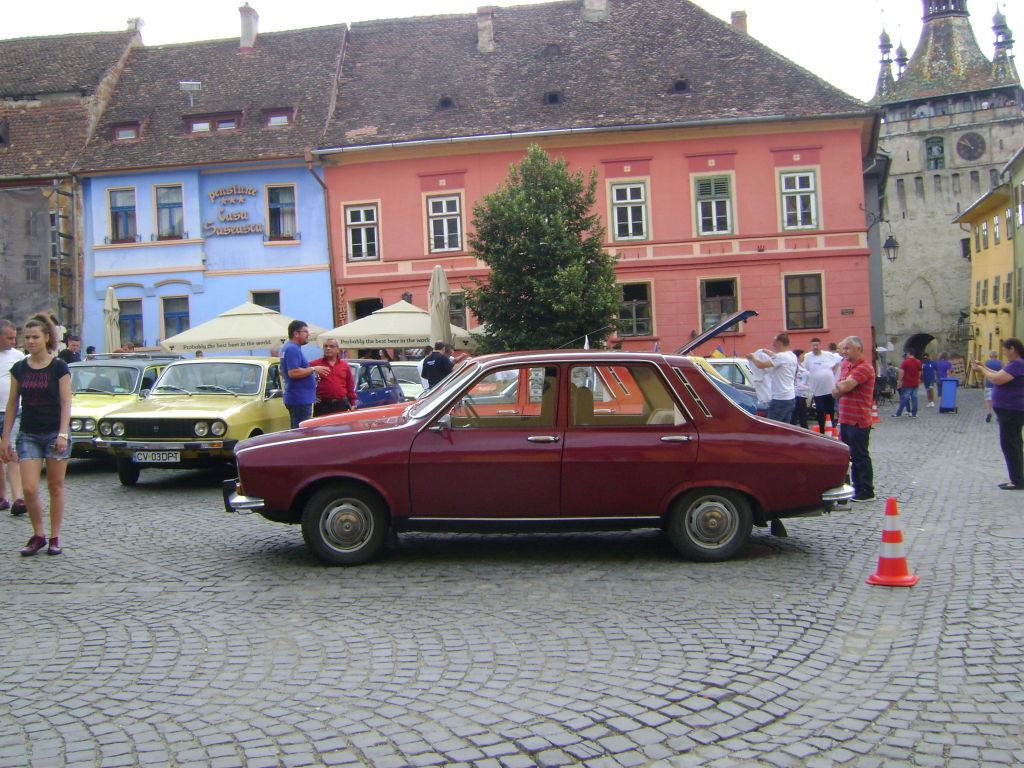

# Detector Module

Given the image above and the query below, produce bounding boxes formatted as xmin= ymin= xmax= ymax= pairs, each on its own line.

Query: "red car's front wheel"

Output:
xmin=301 ymin=483 xmax=387 ymax=566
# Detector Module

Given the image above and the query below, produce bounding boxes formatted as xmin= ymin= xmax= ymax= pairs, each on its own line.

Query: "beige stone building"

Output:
xmin=871 ymin=0 xmax=1021 ymax=357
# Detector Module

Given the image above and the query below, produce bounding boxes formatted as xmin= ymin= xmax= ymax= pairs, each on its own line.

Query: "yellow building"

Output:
xmin=956 ymin=182 xmax=1015 ymax=380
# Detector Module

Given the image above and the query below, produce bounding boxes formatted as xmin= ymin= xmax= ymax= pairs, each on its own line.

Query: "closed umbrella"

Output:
xmin=102 ymin=287 xmax=121 ymax=353
xmin=160 ymin=302 xmax=326 ymax=354
xmin=318 ymin=300 xmax=473 ymax=349
xmin=428 ymin=265 xmax=452 ymax=347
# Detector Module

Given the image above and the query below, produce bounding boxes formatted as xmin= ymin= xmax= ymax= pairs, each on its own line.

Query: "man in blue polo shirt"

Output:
xmin=279 ymin=320 xmax=328 ymax=429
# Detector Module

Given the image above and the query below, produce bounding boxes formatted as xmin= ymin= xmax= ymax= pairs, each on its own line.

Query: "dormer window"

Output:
xmin=437 ymin=96 xmax=456 ymax=110
xmin=112 ymin=123 xmax=140 ymax=142
xmin=543 ymin=90 xmax=563 ymax=106
xmin=263 ymin=109 xmax=294 ymax=128
xmin=542 ymin=43 xmax=562 ymax=57
xmin=186 ymin=113 xmax=241 ymax=135
xmin=671 ymin=79 xmax=690 ymax=93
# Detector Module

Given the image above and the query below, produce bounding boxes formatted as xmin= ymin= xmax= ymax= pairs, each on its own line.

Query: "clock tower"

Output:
xmin=871 ymin=0 xmax=1021 ymax=358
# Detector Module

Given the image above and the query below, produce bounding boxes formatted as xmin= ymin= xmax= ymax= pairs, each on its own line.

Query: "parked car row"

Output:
xmin=70 ymin=355 xmax=402 ymax=485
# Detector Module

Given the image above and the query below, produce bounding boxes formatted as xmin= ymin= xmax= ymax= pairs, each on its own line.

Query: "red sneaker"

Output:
xmin=47 ymin=537 xmax=62 ymax=556
xmin=11 ymin=498 xmax=27 ymax=516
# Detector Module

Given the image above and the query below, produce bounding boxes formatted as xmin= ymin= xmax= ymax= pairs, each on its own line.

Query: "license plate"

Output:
xmin=133 ymin=450 xmax=180 ymax=463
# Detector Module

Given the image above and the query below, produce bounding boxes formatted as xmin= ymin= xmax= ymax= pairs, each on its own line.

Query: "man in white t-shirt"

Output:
xmin=748 ymin=350 xmax=773 ymax=412
xmin=0 ymin=319 xmax=26 ymax=515
xmin=747 ymin=332 xmax=799 ymax=423
xmin=802 ymin=337 xmax=842 ymax=432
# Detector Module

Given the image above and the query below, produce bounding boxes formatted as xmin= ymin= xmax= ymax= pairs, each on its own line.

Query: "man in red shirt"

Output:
xmin=894 ymin=351 xmax=923 ymax=417
xmin=833 ymin=336 xmax=876 ymax=502
xmin=310 ymin=338 xmax=356 ymax=416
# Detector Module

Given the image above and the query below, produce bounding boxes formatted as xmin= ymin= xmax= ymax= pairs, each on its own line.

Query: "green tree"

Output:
xmin=466 ymin=144 xmax=619 ymax=352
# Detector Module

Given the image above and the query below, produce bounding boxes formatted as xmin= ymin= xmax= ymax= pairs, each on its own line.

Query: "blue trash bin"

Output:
xmin=939 ymin=377 xmax=959 ymax=413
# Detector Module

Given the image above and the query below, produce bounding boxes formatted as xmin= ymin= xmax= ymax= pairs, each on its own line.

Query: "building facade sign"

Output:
xmin=204 ymin=185 xmax=263 ymax=237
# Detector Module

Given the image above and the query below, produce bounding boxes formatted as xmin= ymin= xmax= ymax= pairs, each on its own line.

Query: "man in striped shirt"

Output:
xmin=833 ymin=336 xmax=876 ymax=503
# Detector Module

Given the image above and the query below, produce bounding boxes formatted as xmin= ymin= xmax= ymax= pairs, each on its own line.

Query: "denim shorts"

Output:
xmin=16 ymin=430 xmax=71 ymax=461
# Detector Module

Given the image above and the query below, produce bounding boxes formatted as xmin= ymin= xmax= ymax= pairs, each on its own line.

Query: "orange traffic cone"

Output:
xmin=866 ymin=497 xmax=919 ymax=587
xmin=810 ymin=423 xmax=821 ymax=434
xmin=871 ymin=403 xmax=880 ymax=424
xmin=824 ymin=414 xmax=836 ymax=439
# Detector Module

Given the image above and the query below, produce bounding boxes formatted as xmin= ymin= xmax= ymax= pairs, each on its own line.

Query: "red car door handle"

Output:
xmin=659 ymin=435 xmax=692 ymax=442
xmin=527 ymin=435 xmax=560 ymax=443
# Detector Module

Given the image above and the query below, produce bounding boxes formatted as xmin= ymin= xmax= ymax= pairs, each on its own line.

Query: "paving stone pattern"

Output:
xmin=1 ymin=389 xmax=1021 ymax=767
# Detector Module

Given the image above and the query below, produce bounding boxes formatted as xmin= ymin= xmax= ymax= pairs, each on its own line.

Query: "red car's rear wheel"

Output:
xmin=667 ymin=489 xmax=752 ymax=561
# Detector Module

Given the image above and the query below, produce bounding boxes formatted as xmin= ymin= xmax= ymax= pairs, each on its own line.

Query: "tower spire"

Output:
xmin=992 ymin=6 xmax=1016 ymax=81
xmin=874 ymin=29 xmax=896 ymax=100
xmin=922 ymin=0 xmax=969 ymax=21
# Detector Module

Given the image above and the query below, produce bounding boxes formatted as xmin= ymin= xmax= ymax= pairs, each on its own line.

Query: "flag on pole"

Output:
xmin=710 ymin=344 xmax=726 ymax=358
xmin=584 ymin=335 xmax=590 ymax=350
xmin=653 ymin=341 xmax=661 ymax=353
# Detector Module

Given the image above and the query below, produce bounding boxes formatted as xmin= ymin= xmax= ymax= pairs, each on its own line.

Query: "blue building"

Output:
xmin=76 ymin=10 xmax=345 ymax=351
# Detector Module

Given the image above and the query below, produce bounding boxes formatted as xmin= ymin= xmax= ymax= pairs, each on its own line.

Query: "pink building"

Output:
xmin=317 ymin=0 xmax=879 ymax=354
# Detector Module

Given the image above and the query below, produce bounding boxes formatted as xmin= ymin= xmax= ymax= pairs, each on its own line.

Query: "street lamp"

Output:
xmin=883 ymin=234 xmax=900 ymax=263
xmin=860 ymin=204 xmax=900 ymax=264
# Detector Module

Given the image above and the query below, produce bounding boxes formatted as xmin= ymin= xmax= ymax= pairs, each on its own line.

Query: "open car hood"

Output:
xmin=675 ymin=310 xmax=759 ymax=355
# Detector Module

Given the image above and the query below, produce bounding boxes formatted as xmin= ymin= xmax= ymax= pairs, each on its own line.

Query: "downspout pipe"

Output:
xmin=305 ymin=147 xmax=339 ymax=326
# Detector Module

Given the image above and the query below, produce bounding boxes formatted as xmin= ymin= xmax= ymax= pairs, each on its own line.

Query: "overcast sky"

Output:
xmin=2 ymin=1 xmax=1013 ymax=102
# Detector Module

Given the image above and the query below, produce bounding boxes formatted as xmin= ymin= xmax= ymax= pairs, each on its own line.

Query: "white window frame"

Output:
xmin=345 ymin=203 xmax=380 ymax=261
xmin=610 ymin=182 xmax=648 ymax=241
xmin=427 ymin=194 xmax=462 ymax=253
xmin=694 ymin=175 xmax=732 ymax=235
xmin=780 ymin=171 xmax=819 ymax=231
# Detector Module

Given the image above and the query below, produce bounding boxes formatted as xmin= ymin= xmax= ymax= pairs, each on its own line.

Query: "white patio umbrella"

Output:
xmin=102 ymin=287 xmax=121 ymax=353
xmin=318 ymin=300 xmax=473 ymax=349
xmin=160 ymin=302 xmax=326 ymax=354
xmin=428 ymin=265 xmax=452 ymax=347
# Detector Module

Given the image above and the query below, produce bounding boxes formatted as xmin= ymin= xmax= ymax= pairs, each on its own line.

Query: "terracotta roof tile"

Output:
xmin=324 ymin=0 xmax=868 ymax=148
xmin=78 ymin=25 xmax=346 ymax=172
xmin=0 ymin=30 xmax=138 ymax=98
xmin=0 ymin=101 xmax=89 ymax=178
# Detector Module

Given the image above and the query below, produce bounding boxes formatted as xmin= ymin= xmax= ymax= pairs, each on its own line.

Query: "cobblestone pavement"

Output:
xmin=1 ymin=388 xmax=1022 ymax=767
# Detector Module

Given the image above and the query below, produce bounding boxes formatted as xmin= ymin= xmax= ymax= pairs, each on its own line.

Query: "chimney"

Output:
xmin=730 ymin=10 xmax=747 ymax=35
xmin=239 ymin=3 xmax=259 ymax=50
xmin=477 ymin=6 xmax=496 ymax=53
xmin=582 ymin=0 xmax=609 ymax=22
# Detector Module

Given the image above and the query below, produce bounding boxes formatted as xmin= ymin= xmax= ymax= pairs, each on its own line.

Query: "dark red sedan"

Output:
xmin=225 ymin=350 xmax=853 ymax=565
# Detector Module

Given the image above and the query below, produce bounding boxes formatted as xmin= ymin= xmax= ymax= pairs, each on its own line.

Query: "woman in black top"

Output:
xmin=1 ymin=313 xmax=72 ymax=556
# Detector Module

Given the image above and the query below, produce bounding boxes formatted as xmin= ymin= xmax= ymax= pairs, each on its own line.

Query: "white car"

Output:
xmin=706 ymin=357 xmax=755 ymax=388
xmin=390 ymin=360 xmax=425 ymax=401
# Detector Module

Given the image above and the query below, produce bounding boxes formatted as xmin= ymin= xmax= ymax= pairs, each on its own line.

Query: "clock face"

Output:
xmin=956 ymin=132 xmax=986 ymax=161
